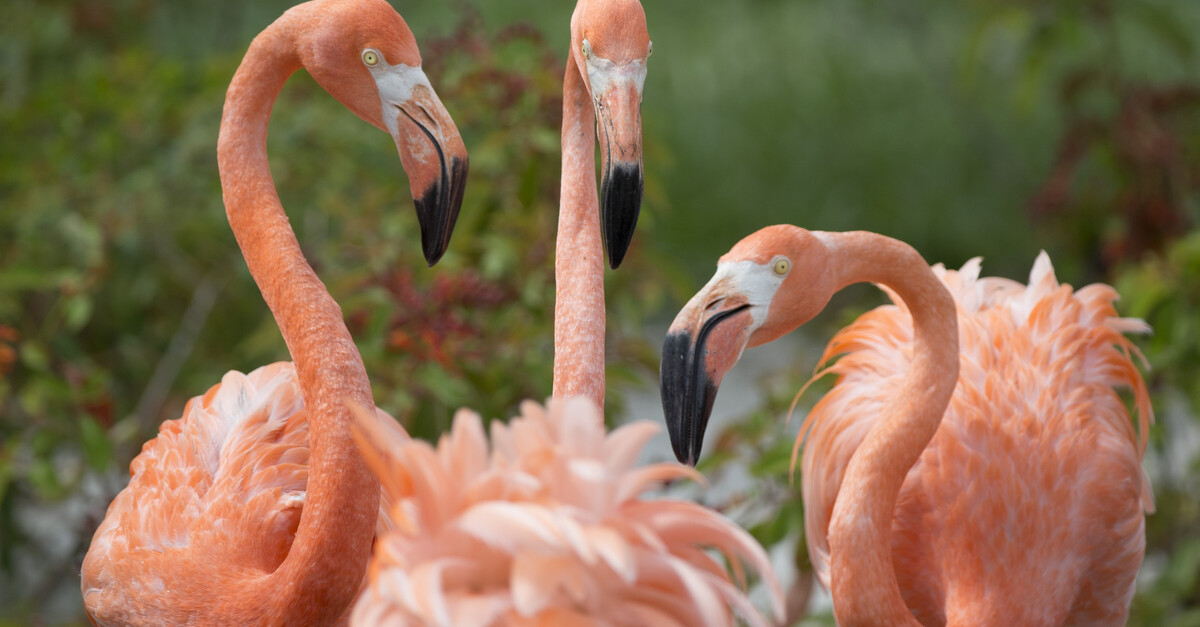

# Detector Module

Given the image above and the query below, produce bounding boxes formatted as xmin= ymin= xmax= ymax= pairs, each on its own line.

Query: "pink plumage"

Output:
xmin=80 ymin=1 xmax=469 ymax=623
xmin=661 ymin=226 xmax=1154 ymax=625
xmin=351 ymin=397 xmax=785 ymax=627
xmin=83 ymin=365 xmax=308 ymax=623
xmin=82 ymin=363 xmax=391 ymax=624
xmin=798 ymin=252 xmax=1153 ymax=625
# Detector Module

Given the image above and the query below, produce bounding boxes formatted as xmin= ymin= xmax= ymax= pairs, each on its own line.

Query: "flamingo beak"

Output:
xmin=594 ymin=79 xmax=643 ymax=269
xmin=660 ymin=285 xmax=754 ymax=465
xmin=391 ymin=84 xmax=469 ymax=266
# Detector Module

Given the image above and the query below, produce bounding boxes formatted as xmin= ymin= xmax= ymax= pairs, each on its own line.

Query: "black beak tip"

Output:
xmin=413 ymin=156 xmax=468 ymax=267
xmin=660 ymin=331 xmax=711 ymax=466
xmin=664 ymin=402 xmax=704 ymax=467
xmin=600 ymin=162 xmax=643 ymax=270
xmin=674 ymin=441 xmax=699 ymax=467
xmin=414 ymin=200 xmax=449 ymax=266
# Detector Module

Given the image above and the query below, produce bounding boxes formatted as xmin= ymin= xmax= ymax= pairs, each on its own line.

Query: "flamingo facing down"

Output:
xmin=660 ymin=225 xmax=1153 ymax=626
xmin=350 ymin=397 xmax=785 ymax=626
xmin=80 ymin=0 xmax=468 ymax=624
xmin=554 ymin=0 xmax=651 ymax=407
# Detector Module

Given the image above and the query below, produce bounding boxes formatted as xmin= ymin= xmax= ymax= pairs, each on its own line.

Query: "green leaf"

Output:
xmin=28 ymin=457 xmax=61 ymax=498
xmin=415 ymin=364 xmax=471 ymax=407
xmin=1127 ymin=0 xmax=1195 ymax=62
xmin=79 ymin=416 xmax=112 ymax=472
xmin=18 ymin=341 xmax=48 ymax=372
xmin=751 ymin=439 xmax=799 ymax=478
xmin=1160 ymin=537 xmax=1200 ymax=596
xmin=63 ymin=294 xmax=93 ymax=332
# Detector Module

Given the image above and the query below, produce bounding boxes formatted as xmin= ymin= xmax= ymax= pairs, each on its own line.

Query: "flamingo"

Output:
xmin=346 ymin=2 xmax=784 ymax=623
xmin=660 ymin=225 xmax=1154 ymax=625
xmin=79 ymin=0 xmax=468 ymax=624
xmin=554 ymin=0 xmax=651 ymax=407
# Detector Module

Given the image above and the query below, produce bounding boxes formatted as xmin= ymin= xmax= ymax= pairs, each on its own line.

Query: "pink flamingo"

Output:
xmin=660 ymin=225 xmax=1153 ymax=625
xmin=80 ymin=1 xmax=467 ymax=624
xmin=347 ymin=2 xmax=785 ymax=624
xmin=554 ymin=0 xmax=651 ymax=407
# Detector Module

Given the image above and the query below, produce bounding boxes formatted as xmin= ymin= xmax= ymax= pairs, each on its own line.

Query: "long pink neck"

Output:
xmin=216 ymin=18 xmax=379 ymax=624
xmin=823 ymin=232 xmax=959 ymax=627
xmin=553 ymin=56 xmax=606 ymax=408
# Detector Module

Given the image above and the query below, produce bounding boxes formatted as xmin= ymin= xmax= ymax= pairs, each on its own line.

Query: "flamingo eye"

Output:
xmin=772 ymin=258 xmax=791 ymax=276
xmin=362 ymin=49 xmax=381 ymax=67
xmin=581 ymin=39 xmax=591 ymax=59
xmin=647 ymin=41 xmax=653 ymax=57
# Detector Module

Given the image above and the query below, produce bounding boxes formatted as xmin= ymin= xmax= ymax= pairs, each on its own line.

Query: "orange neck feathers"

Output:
xmin=553 ymin=46 xmax=607 ymax=408
xmin=216 ymin=12 xmax=379 ymax=624
xmin=823 ymin=232 xmax=959 ymax=626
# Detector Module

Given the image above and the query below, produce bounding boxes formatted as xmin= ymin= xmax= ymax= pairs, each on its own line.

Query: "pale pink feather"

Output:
xmin=351 ymin=397 xmax=784 ymax=627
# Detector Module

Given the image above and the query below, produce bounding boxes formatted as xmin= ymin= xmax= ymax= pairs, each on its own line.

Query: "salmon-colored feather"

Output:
xmin=83 ymin=363 xmax=394 ymax=623
xmin=351 ymin=398 xmax=784 ymax=627
xmin=801 ymin=252 xmax=1153 ymax=625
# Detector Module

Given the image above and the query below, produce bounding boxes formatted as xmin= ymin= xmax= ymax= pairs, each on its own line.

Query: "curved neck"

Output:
xmin=216 ymin=18 xmax=379 ymax=624
xmin=822 ymin=232 xmax=959 ymax=627
xmin=553 ymin=56 xmax=606 ymax=409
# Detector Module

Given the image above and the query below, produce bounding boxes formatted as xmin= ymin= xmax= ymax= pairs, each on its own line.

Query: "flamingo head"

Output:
xmin=570 ymin=0 xmax=651 ymax=268
xmin=295 ymin=0 xmax=468 ymax=266
xmin=660 ymin=225 xmax=837 ymax=465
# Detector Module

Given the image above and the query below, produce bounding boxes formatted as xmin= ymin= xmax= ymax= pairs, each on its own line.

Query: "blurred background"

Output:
xmin=2 ymin=0 xmax=1198 ymax=624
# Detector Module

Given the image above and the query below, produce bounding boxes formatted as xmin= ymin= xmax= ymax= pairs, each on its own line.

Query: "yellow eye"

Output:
xmin=581 ymin=39 xmax=591 ymax=59
xmin=647 ymin=41 xmax=653 ymax=57
xmin=773 ymin=258 xmax=791 ymax=276
xmin=362 ymin=50 xmax=380 ymax=67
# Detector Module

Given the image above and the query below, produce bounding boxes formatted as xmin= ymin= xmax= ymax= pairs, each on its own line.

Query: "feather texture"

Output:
xmin=352 ymin=397 xmax=784 ymax=627
xmin=799 ymin=253 xmax=1153 ymax=625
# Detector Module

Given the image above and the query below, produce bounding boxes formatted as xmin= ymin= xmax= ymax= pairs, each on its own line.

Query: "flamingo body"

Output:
xmin=801 ymin=254 xmax=1153 ymax=626
xmin=80 ymin=0 xmax=467 ymax=623
xmin=83 ymin=363 xmax=390 ymax=624
xmin=659 ymin=226 xmax=1153 ymax=626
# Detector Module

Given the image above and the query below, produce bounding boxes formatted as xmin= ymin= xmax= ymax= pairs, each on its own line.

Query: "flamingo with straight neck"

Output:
xmin=346 ymin=5 xmax=785 ymax=623
xmin=80 ymin=1 xmax=467 ymax=624
xmin=660 ymin=225 xmax=1153 ymax=625
xmin=554 ymin=0 xmax=651 ymax=407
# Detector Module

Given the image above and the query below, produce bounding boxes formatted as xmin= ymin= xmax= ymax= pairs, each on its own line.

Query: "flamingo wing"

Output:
xmin=82 ymin=363 xmax=310 ymax=625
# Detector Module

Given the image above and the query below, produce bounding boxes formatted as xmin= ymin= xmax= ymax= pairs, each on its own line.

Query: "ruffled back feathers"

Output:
xmin=796 ymin=253 xmax=1153 ymax=590
xmin=352 ymin=397 xmax=784 ymax=627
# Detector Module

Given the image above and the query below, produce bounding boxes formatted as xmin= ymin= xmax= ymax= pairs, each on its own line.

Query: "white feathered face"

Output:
xmin=568 ymin=0 xmax=652 ymax=268
xmin=660 ymin=225 xmax=836 ymax=465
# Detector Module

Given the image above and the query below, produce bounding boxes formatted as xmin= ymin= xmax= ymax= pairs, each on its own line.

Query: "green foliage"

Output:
xmin=1 ymin=6 xmax=243 ymax=616
xmin=1117 ymin=232 xmax=1200 ymax=412
xmin=1118 ymin=232 xmax=1200 ymax=626
xmin=971 ymin=0 xmax=1200 ymax=279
